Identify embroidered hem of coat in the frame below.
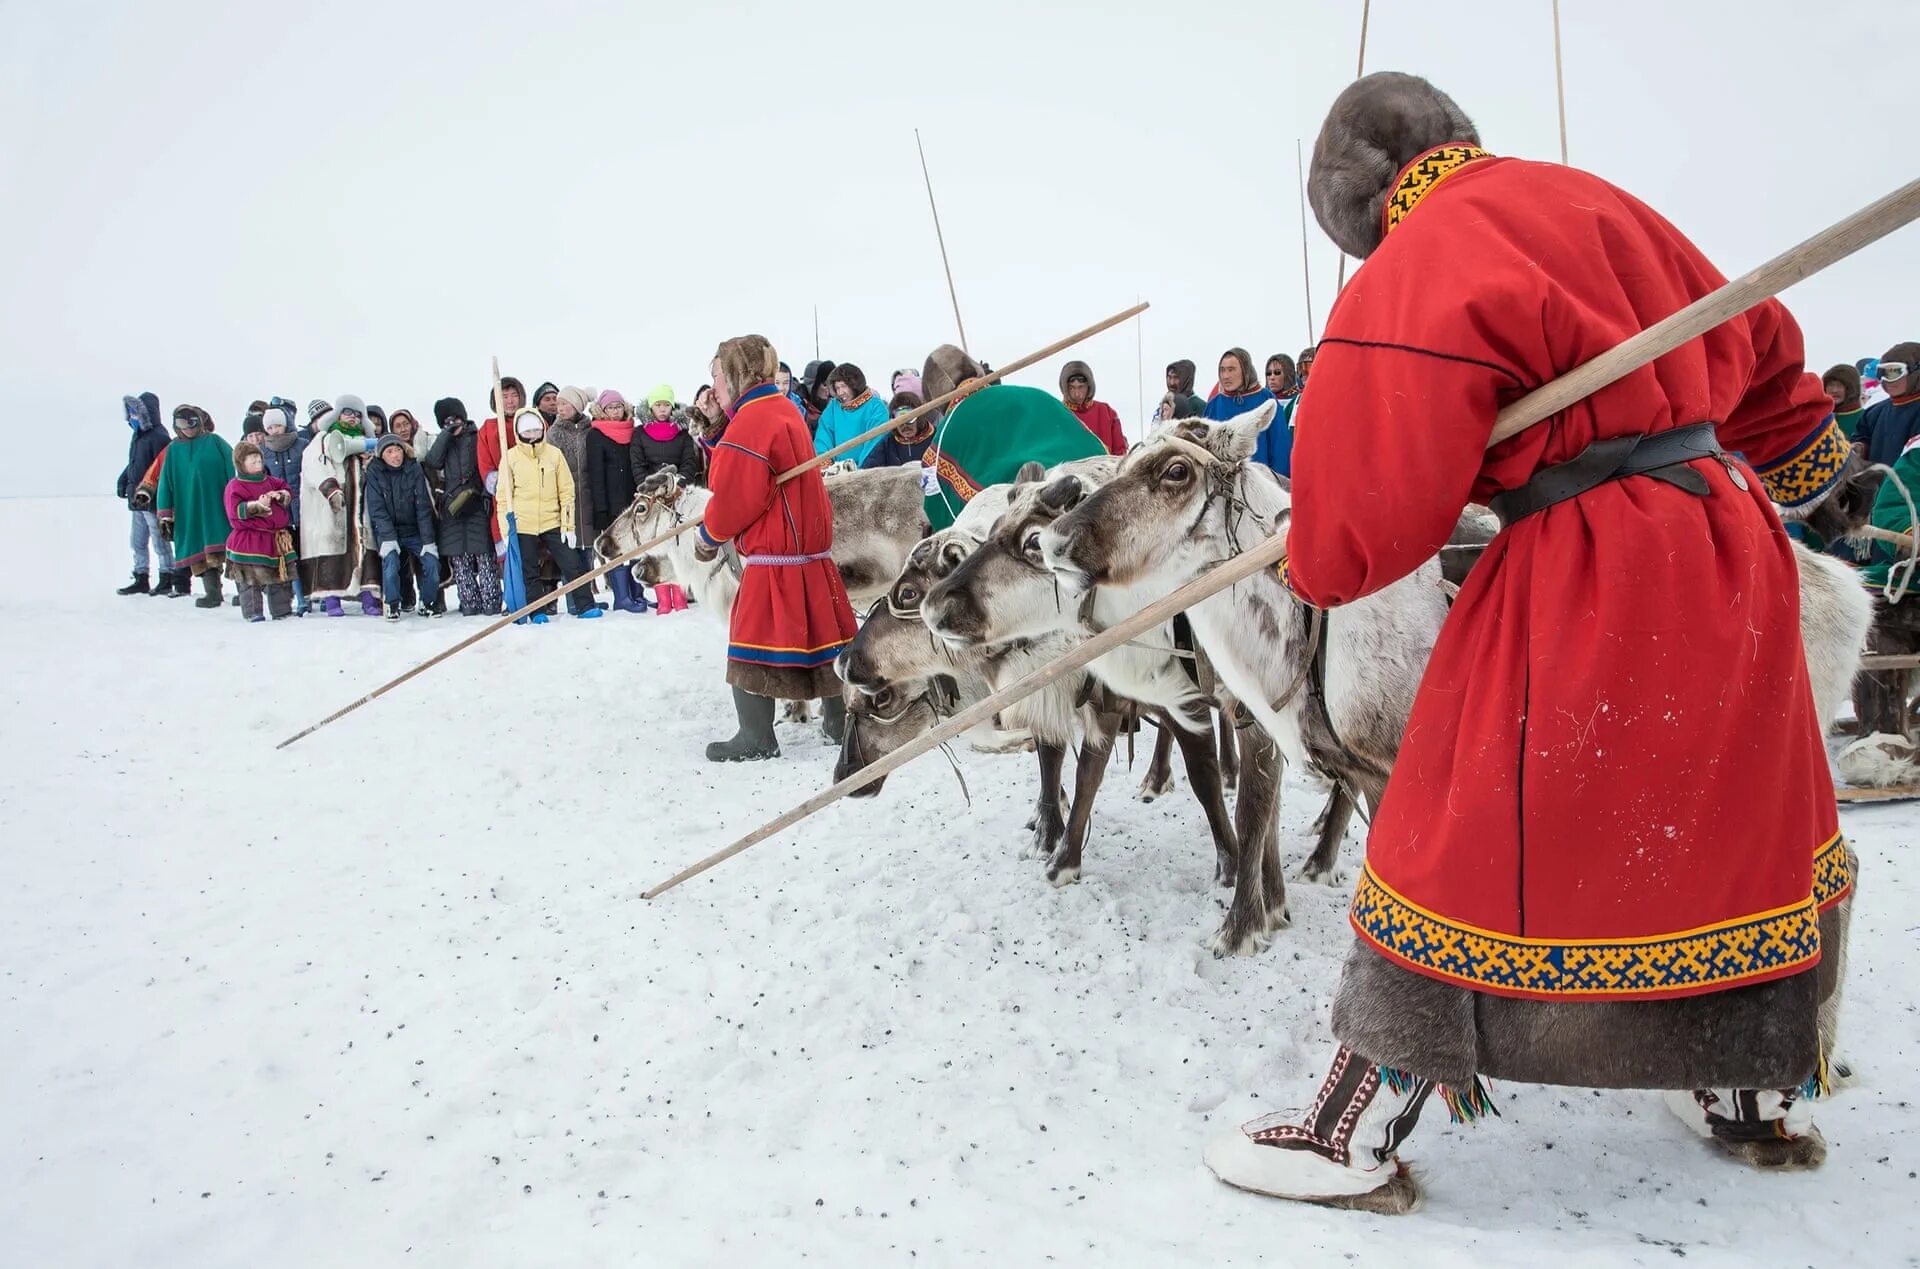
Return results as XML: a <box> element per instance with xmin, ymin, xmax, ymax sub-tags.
<box><xmin>727</xmin><ymin>638</ymin><xmax>853</xmax><ymax>668</ymax></box>
<box><xmin>1348</xmin><ymin>833</ymin><xmax>1850</xmax><ymax>1001</ymax></box>
<box><xmin>1755</xmin><ymin>415</ymin><xmax>1849</xmax><ymax>509</ymax></box>
<box><xmin>928</xmin><ymin>449</ymin><xmax>982</xmax><ymax>503</ymax></box>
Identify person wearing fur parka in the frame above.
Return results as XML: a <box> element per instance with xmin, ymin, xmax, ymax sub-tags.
<box><xmin>544</xmin><ymin>387</ymin><xmax>597</xmax><ymax>543</ymax></box>
<box><xmin>298</xmin><ymin>394</ymin><xmax>384</xmax><ymax>617</ymax></box>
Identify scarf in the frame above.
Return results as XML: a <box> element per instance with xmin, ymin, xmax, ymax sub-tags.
<box><xmin>592</xmin><ymin>417</ymin><xmax>636</xmax><ymax>445</ymax></box>
<box><xmin>329</xmin><ymin>417</ymin><xmax>365</xmax><ymax>437</ymax></box>
<box><xmin>643</xmin><ymin>420</ymin><xmax>681</xmax><ymax>442</ymax></box>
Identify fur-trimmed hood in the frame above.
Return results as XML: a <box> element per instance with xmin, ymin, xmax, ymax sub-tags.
<box><xmin>1309</xmin><ymin>71</ymin><xmax>1480</xmax><ymax>259</ymax></box>
<box><xmin>1059</xmin><ymin>360</ymin><xmax>1096</xmax><ymax>399</ymax></box>
<box><xmin>123</xmin><ymin>394</ymin><xmax>156</xmax><ymax>431</ymax></box>
<box><xmin>1166</xmin><ymin>360</ymin><xmax>1197</xmax><ymax>397</ymax></box>
<box><xmin>922</xmin><ymin>344</ymin><xmax>985</xmax><ymax>405</ymax></box>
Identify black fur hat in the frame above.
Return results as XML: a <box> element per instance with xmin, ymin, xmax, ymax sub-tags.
<box><xmin>434</xmin><ymin>397</ymin><xmax>468</xmax><ymax>427</ymax></box>
<box><xmin>828</xmin><ymin>363</ymin><xmax>868</xmax><ymax>397</ymax></box>
<box><xmin>1309</xmin><ymin>72</ymin><xmax>1480</xmax><ymax>259</ymax></box>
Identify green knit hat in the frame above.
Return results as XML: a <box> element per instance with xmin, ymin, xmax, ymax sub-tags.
<box><xmin>646</xmin><ymin>383</ymin><xmax>674</xmax><ymax>407</ymax></box>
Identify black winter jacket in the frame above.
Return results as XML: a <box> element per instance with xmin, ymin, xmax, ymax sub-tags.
<box><xmin>258</xmin><ymin>433</ymin><xmax>309</xmax><ymax>527</ymax></box>
<box><xmin>364</xmin><ymin>455</ymin><xmax>438</xmax><ymax>546</ymax></box>
<box><xmin>629</xmin><ymin>425</ymin><xmax>703</xmax><ymax>489</ymax></box>
<box><xmin>586</xmin><ymin>429</ymin><xmax>637</xmax><ymax>537</ymax></box>
<box><xmin>423</xmin><ymin>423</ymin><xmax>492</xmax><ymax>557</ymax></box>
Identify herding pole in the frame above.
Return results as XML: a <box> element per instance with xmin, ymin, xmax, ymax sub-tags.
<box><xmin>1553</xmin><ymin>0</ymin><xmax>1570</xmax><ymax>163</ymax></box>
<box><xmin>916</xmin><ymin>128</ymin><xmax>970</xmax><ymax>355</ymax></box>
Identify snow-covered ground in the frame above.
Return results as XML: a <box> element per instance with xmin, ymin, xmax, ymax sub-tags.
<box><xmin>4</xmin><ymin>495</ymin><xmax>1916</xmax><ymax>1268</ymax></box>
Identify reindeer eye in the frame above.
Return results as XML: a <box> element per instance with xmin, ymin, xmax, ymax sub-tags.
<box><xmin>1022</xmin><ymin>530</ymin><xmax>1044</xmax><ymax>557</ymax></box>
<box><xmin>871</xmin><ymin>686</ymin><xmax>896</xmax><ymax>710</ymax></box>
<box><xmin>1163</xmin><ymin>460</ymin><xmax>1191</xmax><ymax>483</ymax></box>
<box><xmin>897</xmin><ymin>584</ymin><xmax>919</xmax><ymax>606</ymax></box>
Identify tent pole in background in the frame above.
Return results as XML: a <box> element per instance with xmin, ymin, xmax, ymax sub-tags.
<box><xmin>1297</xmin><ymin>139</ymin><xmax>1315</xmax><ymax>342</ymax></box>
<box><xmin>1331</xmin><ymin>0</ymin><xmax>1372</xmax><ymax>303</ymax></box>
<box><xmin>1553</xmin><ymin>0</ymin><xmax>1570</xmax><ymax>163</ymax></box>
<box><xmin>1134</xmin><ymin>294</ymin><xmax>1144</xmax><ymax>439</ymax></box>
<box><xmin>916</xmin><ymin>128</ymin><xmax>970</xmax><ymax>356</ymax></box>
<box><xmin>813</xmin><ymin>305</ymin><xmax>820</xmax><ymax>360</ymax></box>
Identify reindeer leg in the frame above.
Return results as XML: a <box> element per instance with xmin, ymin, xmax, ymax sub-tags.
<box><xmin>1049</xmin><ymin>715</ymin><xmax>1118</xmax><ymax>886</ymax></box>
<box><xmin>1302</xmin><ymin>785</ymin><xmax>1356</xmax><ymax>885</ymax></box>
<box><xmin>1211</xmin><ymin>727</ymin><xmax>1288</xmax><ymax>956</ymax></box>
<box><xmin>1137</xmin><ymin>718</ymin><xmax>1177</xmax><ymax>802</ymax></box>
<box><xmin>1168</xmin><ymin>705</ymin><xmax>1238</xmax><ymax>886</ymax></box>
<box><xmin>1217</xmin><ymin>710</ymin><xmax>1239</xmax><ymax>792</ymax></box>
<box><xmin>1028</xmin><ymin>742</ymin><xmax>1068</xmax><ymax>861</ymax></box>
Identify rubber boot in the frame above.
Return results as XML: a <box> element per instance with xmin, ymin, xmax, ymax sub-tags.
<box><xmin>608</xmin><ymin>568</ymin><xmax>648</xmax><ymax>614</ymax></box>
<box><xmin>706</xmin><ymin>687</ymin><xmax>781</xmax><ymax>762</ymax></box>
<box><xmin>167</xmin><ymin>567</ymin><xmax>193</xmax><ymax>597</ymax></box>
<box><xmin>117</xmin><ymin>572</ymin><xmax>150</xmax><ymax>595</ymax></box>
<box><xmin>821</xmin><ymin>695</ymin><xmax>848</xmax><ymax>745</ymax></box>
<box><xmin>194</xmin><ymin>570</ymin><xmax>224</xmax><ymax>608</ymax></box>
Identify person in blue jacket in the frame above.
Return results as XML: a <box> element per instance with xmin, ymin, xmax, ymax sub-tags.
<box><xmin>1204</xmin><ymin>347</ymin><xmax>1288</xmax><ymax>476</ymax></box>
<box><xmin>814</xmin><ymin>364</ymin><xmax>890</xmax><ymax>465</ymax></box>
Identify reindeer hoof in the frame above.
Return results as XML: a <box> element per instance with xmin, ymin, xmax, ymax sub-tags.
<box><xmin>1046</xmin><ymin>863</ymin><xmax>1082</xmax><ymax>887</ymax></box>
<box><xmin>1267</xmin><ymin>905</ymin><xmax>1293</xmax><ymax>933</ymax></box>
<box><xmin>1207</xmin><ymin>921</ymin><xmax>1273</xmax><ymax>958</ymax></box>
<box><xmin>1137</xmin><ymin>773</ymin><xmax>1176</xmax><ymax>803</ymax></box>
<box><xmin>1720</xmin><ymin>1127</ymin><xmax>1828</xmax><ymax>1172</ymax></box>
<box><xmin>1301</xmin><ymin>862</ymin><xmax>1346</xmax><ymax>887</ymax></box>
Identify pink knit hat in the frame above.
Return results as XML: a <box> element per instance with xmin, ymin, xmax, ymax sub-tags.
<box><xmin>597</xmin><ymin>388</ymin><xmax>628</xmax><ymax>411</ymax></box>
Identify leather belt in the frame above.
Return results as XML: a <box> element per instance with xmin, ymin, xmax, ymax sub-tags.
<box><xmin>1489</xmin><ymin>422</ymin><xmax>1729</xmax><ymax>529</ymax></box>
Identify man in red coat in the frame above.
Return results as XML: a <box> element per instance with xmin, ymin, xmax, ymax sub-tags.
<box><xmin>696</xmin><ymin>335</ymin><xmax>859</xmax><ymax>761</ymax></box>
<box><xmin>1203</xmin><ymin>73</ymin><xmax>1869</xmax><ymax>1213</ymax></box>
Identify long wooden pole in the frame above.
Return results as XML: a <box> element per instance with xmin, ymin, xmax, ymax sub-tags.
<box><xmin>1553</xmin><ymin>0</ymin><xmax>1569</xmax><ymax>164</ymax></box>
<box><xmin>277</xmin><ymin>303</ymin><xmax>1151</xmax><ymax>750</ymax></box>
<box><xmin>916</xmin><ymin>129</ymin><xmax>969</xmax><ymax>356</ymax></box>
<box><xmin>642</xmin><ymin>174</ymin><xmax>1920</xmax><ymax>899</ymax></box>
<box><xmin>1296</xmin><ymin>139</ymin><xmax>1315</xmax><ymax>344</ymax></box>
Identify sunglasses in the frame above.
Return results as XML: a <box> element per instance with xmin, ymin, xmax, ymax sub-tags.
<box><xmin>1879</xmin><ymin>362</ymin><xmax>1909</xmax><ymax>383</ymax></box>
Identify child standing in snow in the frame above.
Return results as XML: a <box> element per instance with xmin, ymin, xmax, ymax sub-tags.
<box><xmin>223</xmin><ymin>440</ymin><xmax>297</xmax><ymax>621</ymax></box>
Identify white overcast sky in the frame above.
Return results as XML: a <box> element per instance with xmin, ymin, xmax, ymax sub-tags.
<box><xmin>3</xmin><ymin>0</ymin><xmax>1914</xmax><ymax>496</ymax></box>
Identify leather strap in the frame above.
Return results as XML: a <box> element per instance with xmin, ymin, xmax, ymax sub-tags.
<box><xmin>1489</xmin><ymin>422</ymin><xmax>1723</xmax><ymax>528</ymax></box>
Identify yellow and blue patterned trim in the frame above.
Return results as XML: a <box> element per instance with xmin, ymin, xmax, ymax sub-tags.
<box><xmin>1383</xmin><ymin>144</ymin><xmax>1490</xmax><ymax>237</ymax></box>
<box><xmin>1350</xmin><ymin>834</ymin><xmax>1845</xmax><ymax>999</ymax></box>
<box><xmin>1756</xmin><ymin>415</ymin><xmax>1849</xmax><ymax>511</ymax></box>
<box><xmin>1812</xmin><ymin>832</ymin><xmax>1855</xmax><ymax>909</ymax></box>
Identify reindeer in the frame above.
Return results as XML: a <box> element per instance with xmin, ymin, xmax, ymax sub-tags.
<box><xmin>920</xmin><ymin>469</ymin><xmax>1289</xmax><ymax>952</ymax></box>
<box><xmin>834</xmin><ymin>460</ymin><xmax>1116</xmax><ymax>867</ymax></box>
<box><xmin>1041</xmin><ymin>402</ymin><xmax>1872</xmax><ymax>954</ymax></box>
<box><xmin>593</xmin><ymin>463</ymin><xmax>930</xmax><ymax>619</ymax></box>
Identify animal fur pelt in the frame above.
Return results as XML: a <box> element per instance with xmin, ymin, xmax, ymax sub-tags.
<box><xmin>1837</xmin><ymin>732</ymin><xmax>1920</xmax><ymax>789</ymax></box>
<box><xmin>1309</xmin><ymin>71</ymin><xmax>1481</xmax><ymax>260</ymax></box>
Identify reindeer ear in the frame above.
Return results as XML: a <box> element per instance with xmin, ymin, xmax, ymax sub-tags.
<box><xmin>1037</xmin><ymin>475</ymin><xmax>1084</xmax><ymax>513</ymax></box>
<box><xmin>1211</xmin><ymin>400</ymin><xmax>1277</xmax><ymax>463</ymax></box>
<box><xmin>1014</xmin><ymin>460</ymin><xmax>1047</xmax><ymax>484</ymax></box>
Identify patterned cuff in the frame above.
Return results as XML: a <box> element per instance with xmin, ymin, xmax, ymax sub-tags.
<box><xmin>1757</xmin><ymin>415</ymin><xmax>1849</xmax><ymax>516</ymax></box>
<box><xmin>1276</xmin><ymin>555</ymin><xmax>1299</xmax><ymax>598</ymax></box>
<box><xmin>697</xmin><ymin>523</ymin><xmax>724</xmax><ymax>549</ymax></box>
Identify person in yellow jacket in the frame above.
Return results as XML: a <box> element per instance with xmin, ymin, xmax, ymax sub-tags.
<box><xmin>496</xmin><ymin>407</ymin><xmax>604</xmax><ymax>621</ymax></box>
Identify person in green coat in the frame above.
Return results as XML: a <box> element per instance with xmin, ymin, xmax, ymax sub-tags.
<box><xmin>1855</xmin><ymin>432</ymin><xmax>1920</xmax><ymax>737</ymax></box>
<box><xmin>916</xmin><ymin>345</ymin><xmax>1107</xmax><ymax>531</ymax></box>
<box><xmin>155</xmin><ymin>405</ymin><xmax>236</xmax><ymax>608</ymax></box>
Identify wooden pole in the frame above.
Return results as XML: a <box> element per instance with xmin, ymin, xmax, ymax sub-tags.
<box><xmin>1296</xmin><ymin>139</ymin><xmax>1315</xmax><ymax>343</ymax></box>
<box><xmin>277</xmin><ymin>303</ymin><xmax>1152</xmax><ymax>749</ymax></box>
<box><xmin>642</xmin><ymin>174</ymin><xmax>1920</xmax><ymax>898</ymax></box>
<box><xmin>916</xmin><ymin>129</ymin><xmax>970</xmax><ymax>356</ymax></box>
<box><xmin>813</xmin><ymin>306</ymin><xmax>820</xmax><ymax>360</ymax></box>
<box><xmin>1134</xmin><ymin>295</ymin><xmax>1144</xmax><ymax>440</ymax></box>
<box><xmin>1330</xmin><ymin>0</ymin><xmax>1372</xmax><ymax>304</ymax></box>
<box><xmin>1553</xmin><ymin>0</ymin><xmax>1570</xmax><ymax>164</ymax></box>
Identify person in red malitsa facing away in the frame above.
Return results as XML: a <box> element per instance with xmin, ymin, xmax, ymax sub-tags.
<box><xmin>1201</xmin><ymin>72</ymin><xmax>1880</xmax><ymax>1214</ymax></box>
<box><xmin>694</xmin><ymin>334</ymin><xmax>859</xmax><ymax>761</ymax></box>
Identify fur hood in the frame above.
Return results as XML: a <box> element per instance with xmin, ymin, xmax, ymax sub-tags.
<box><xmin>922</xmin><ymin>344</ymin><xmax>985</xmax><ymax>405</ymax></box>
<box><xmin>1059</xmin><ymin>360</ymin><xmax>1096</xmax><ymax>399</ymax></box>
<box><xmin>1309</xmin><ymin>71</ymin><xmax>1480</xmax><ymax>260</ymax></box>
<box><xmin>123</xmin><ymin>394</ymin><xmax>156</xmax><ymax>431</ymax></box>
<box><xmin>315</xmin><ymin>394</ymin><xmax>368</xmax><ymax>435</ymax></box>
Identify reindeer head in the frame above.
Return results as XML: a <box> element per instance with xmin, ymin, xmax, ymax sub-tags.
<box><xmin>832</xmin><ymin>671</ymin><xmax>966</xmax><ymax>798</ymax></box>
<box><xmin>837</xmin><ymin>529</ymin><xmax>981</xmax><ymax>694</ymax></box>
<box><xmin>1041</xmin><ymin>401</ymin><xmax>1285</xmax><ymax>595</ymax></box>
<box><xmin>923</xmin><ymin>465</ymin><xmax>1104</xmax><ymax>648</ymax></box>
<box><xmin>594</xmin><ymin>466</ymin><xmax>701</xmax><ymax>580</ymax></box>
